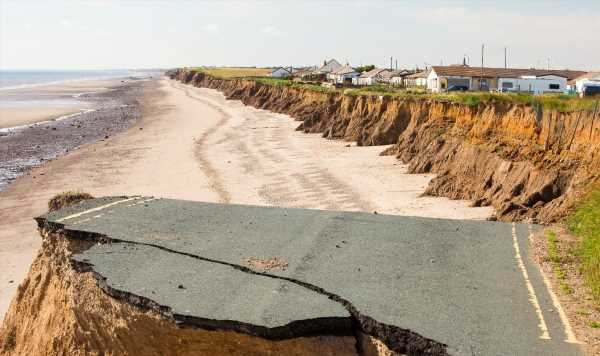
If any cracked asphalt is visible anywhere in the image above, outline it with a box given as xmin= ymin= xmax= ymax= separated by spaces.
xmin=40 ymin=196 xmax=584 ymax=355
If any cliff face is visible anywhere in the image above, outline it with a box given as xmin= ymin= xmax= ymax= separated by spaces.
xmin=0 ymin=230 xmax=359 ymax=356
xmin=169 ymin=69 xmax=600 ymax=223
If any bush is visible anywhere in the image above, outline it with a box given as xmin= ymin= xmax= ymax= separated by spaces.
xmin=48 ymin=191 xmax=94 ymax=212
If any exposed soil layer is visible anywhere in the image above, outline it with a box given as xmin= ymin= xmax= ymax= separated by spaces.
xmin=0 ymin=219 xmax=445 ymax=355
xmin=169 ymin=69 xmax=600 ymax=223
xmin=0 ymin=230 xmax=358 ymax=356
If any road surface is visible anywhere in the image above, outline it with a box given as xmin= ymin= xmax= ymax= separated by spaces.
xmin=0 ymin=79 xmax=490 ymax=319
xmin=39 ymin=196 xmax=582 ymax=355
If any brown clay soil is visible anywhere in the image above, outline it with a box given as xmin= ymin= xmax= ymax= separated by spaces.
xmin=169 ymin=69 xmax=600 ymax=224
xmin=0 ymin=231 xmax=358 ymax=356
xmin=1 ymin=76 xmax=478 ymax=355
xmin=3 ymin=68 xmax=599 ymax=354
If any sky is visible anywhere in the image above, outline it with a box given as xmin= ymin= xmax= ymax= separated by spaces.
xmin=1 ymin=0 xmax=599 ymax=71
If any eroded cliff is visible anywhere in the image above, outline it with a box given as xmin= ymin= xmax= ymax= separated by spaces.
xmin=169 ymin=69 xmax=600 ymax=223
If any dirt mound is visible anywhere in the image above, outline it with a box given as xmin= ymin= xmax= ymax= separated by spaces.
xmin=169 ymin=69 xmax=600 ymax=223
xmin=0 ymin=230 xmax=359 ymax=356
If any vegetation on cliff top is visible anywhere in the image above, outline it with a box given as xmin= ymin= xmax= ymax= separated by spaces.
xmin=189 ymin=68 xmax=598 ymax=112
xmin=48 ymin=191 xmax=94 ymax=212
xmin=568 ymin=185 xmax=600 ymax=305
xmin=196 ymin=67 xmax=271 ymax=78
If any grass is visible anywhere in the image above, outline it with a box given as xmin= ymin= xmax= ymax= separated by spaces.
xmin=191 ymin=67 xmax=597 ymax=112
xmin=353 ymin=90 xmax=597 ymax=112
xmin=195 ymin=67 xmax=271 ymax=78
xmin=546 ymin=230 xmax=573 ymax=294
xmin=48 ymin=191 xmax=94 ymax=212
xmin=250 ymin=77 xmax=332 ymax=93
xmin=568 ymin=185 xmax=600 ymax=305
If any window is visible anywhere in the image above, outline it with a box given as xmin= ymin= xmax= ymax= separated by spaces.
xmin=502 ymin=82 xmax=513 ymax=89
xmin=549 ymin=84 xmax=560 ymax=90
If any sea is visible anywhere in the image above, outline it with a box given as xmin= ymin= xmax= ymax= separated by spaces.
xmin=0 ymin=69 xmax=134 ymax=90
xmin=0 ymin=69 xmax=151 ymax=191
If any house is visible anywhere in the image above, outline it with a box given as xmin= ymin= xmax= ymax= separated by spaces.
xmin=571 ymin=71 xmax=600 ymax=97
xmin=404 ymin=70 xmax=429 ymax=88
xmin=317 ymin=59 xmax=342 ymax=74
xmin=328 ymin=65 xmax=360 ymax=84
xmin=426 ymin=65 xmax=586 ymax=93
xmin=379 ymin=69 xmax=413 ymax=85
xmin=293 ymin=66 xmax=317 ymax=80
xmin=353 ymin=68 xmax=391 ymax=86
xmin=300 ymin=59 xmax=343 ymax=81
xmin=270 ymin=67 xmax=293 ymax=78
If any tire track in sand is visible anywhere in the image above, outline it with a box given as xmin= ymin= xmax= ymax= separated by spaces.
xmin=170 ymin=81 xmax=231 ymax=203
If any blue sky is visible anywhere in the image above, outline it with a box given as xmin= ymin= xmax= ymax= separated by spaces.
xmin=1 ymin=0 xmax=599 ymax=70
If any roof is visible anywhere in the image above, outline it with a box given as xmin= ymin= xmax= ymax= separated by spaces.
xmin=331 ymin=65 xmax=358 ymax=75
xmin=271 ymin=67 xmax=292 ymax=74
xmin=359 ymin=68 xmax=388 ymax=78
xmin=379 ymin=69 xmax=413 ymax=79
xmin=431 ymin=65 xmax=586 ymax=81
xmin=316 ymin=59 xmax=342 ymax=73
xmin=574 ymin=71 xmax=600 ymax=81
xmin=405 ymin=70 xmax=429 ymax=79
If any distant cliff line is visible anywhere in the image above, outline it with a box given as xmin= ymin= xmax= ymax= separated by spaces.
xmin=168 ymin=68 xmax=600 ymax=223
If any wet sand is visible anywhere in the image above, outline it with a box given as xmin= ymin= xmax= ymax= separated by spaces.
xmin=0 ymin=80 xmax=144 ymax=191
xmin=0 ymin=78 xmax=130 ymax=126
xmin=0 ymin=78 xmax=491 ymax=321
xmin=0 ymin=107 xmax=83 ymax=129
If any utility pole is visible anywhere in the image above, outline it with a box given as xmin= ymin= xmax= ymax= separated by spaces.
xmin=480 ymin=44 xmax=485 ymax=90
xmin=504 ymin=47 xmax=507 ymax=68
xmin=547 ymin=57 xmax=551 ymax=70
xmin=395 ymin=59 xmax=398 ymax=70
xmin=390 ymin=57 xmax=393 ymax=71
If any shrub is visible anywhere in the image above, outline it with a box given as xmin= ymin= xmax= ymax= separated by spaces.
xmin=48 ymin=191 xmax=94 ymax=212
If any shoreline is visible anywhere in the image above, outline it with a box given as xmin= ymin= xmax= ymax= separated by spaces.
xmin=0 ymin=78 xmax=492 ymax=321
xmin=0 ymin=107 xmax=86 ymax=130
xmin=0 ymin=78 xmax=149 ymax=192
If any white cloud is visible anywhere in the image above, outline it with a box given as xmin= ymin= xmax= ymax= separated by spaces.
xmin=59 ymin=19 xmax=73 ymax=28
xmin=202 ymin=23 xmax=220 ymax=34
xmin=260 ymin=25 xmax=285 ymax=37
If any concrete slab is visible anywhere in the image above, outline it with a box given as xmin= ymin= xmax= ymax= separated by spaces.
xmin=39 ymin=196 xmax=583 ymax=355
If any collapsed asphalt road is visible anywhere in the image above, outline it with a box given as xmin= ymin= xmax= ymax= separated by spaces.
xmin=37 ymin=196 xmax=582 ymax=355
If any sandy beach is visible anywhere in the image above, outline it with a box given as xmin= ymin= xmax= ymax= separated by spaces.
xmin=0 ymin=107 xmax=83 ymax=129
xmin=0 ymin=78 xmax=491 ymax=321
xmin=0 ymin=78 xmax=136 ymax=129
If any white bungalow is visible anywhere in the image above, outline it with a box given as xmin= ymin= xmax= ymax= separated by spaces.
xmin=571 ymin=72 xmax=600 ymax=97
xmin=426 ymin=65 xmax=585 ymax=93
xmin=353 ymin=68 xmax=390 ymax=86
xmin=328 ymin=65 xmax=360 ymax=84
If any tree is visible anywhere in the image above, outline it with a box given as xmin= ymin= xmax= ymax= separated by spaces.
xmin=353 ymin=65 xmax=375 ymax=73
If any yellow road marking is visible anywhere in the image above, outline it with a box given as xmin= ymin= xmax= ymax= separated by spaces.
xmin=512 ymin=223 xmax=551 ymax=340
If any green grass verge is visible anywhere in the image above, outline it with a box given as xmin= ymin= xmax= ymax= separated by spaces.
xmin=568 ymin=186 xmax=600 ymax=305
xmin=546 ymin=230 xmax=573 ymax=294
xmin=191 ymin=68 xmax=598 ymax=112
